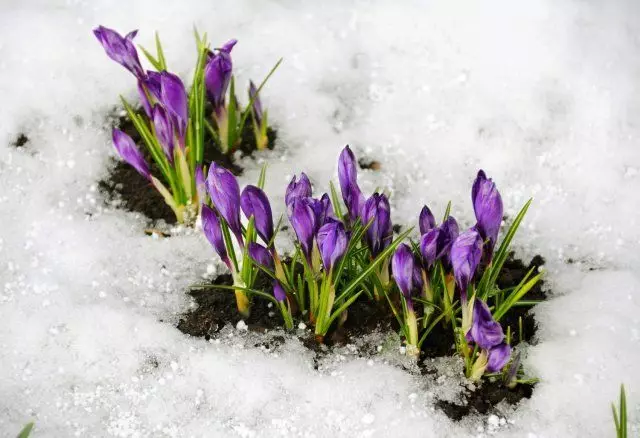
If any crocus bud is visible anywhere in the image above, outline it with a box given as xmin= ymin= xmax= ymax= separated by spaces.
xmin=201 ymin=205 xmax=229 ymax=268
xmin=285 ymin=173 xmax=312 ymax=206
xmin=308 ymin=194 xmax=335 ymax=232
xmin=240 ymin=185 xmax=274 ymax=245
xmin=152 ymin=105 xmax=175 ymax=162
xmin=273 ymin=280 xmax=286 ymax=302
xmin=248 ymin=81 xmax=263 ymax=126
xmin=472 ymin=170 xmax=503 ymax=253
xmin=195 ymin=166 xmax=206 ymax=203
xmin=419 ymin=205 xmax=436 ymax=235
xmin=468 ymin=298 xmax=504 ymax=349
xmin=450 ymin=228 xmax=483 ymax=299
xmin=159 ymin=72 xmax=188 ymax=141
xmin=361 ymin=193 xmax=392 ymax=258
xmin=248 ymin=242 xmax=274 ymax=269
xmin=206 ymin=163 xmax=243 ymax=242
xmin=392 ymin=244 xmax=415 ymax=302
xmin=316 ymin=221 xmax=348 ymax=271
xmin=487 ymin=343 xmax=511 ymax=372
xmin=93 ymin=26 xmax=145 ymax=79
xmin=288 ymin=198 xmax=316 ymax=261
xmin=420 ymin=216 xmax=459 ymax=268
xmin=338 ymin=146 xmax=364 ymax=221
xmin=112 ymin=128 xmax=150 ymax=179
xmin=204 ymin=39 xmax=237 ymax=112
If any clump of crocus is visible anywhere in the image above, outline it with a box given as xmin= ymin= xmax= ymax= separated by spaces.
xmin=94 ymin=26 xmax=280 ymax=224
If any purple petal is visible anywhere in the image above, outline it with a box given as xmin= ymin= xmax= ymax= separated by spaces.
xmin=316 ymin=221 xmax=348 ymax=271
xmin=419 ymin=205 xmax=436 ymax=235
xmin=201 ymin=204 xmax=228 ymax=265
xmin=487 ymin=343 xmax=511 ymax=372
xmin=450 ymin=229 xmax=483 ymax=297
xmin=285 ymin=173 xmax=312 ymax=206
xmin=152 ymin=104 xmax=175 ymax=162
xmin=248 ymin=242 xmax=274 ymax=269
xmin=138 ymin=80 xmax=152 ymax=118
xmin=420 ymin=228 xmax=440 ymax=268
xmin=288 ymin=198 xmax=316 ymax=261
xmin=248 ymin=80 xmax=263 ymax=126
xmin=159 ymin=72 xmax=188 ymax=140
xmin=204 ymin=43 xmax=234 ymax=111
xmin=93 ymin=26 xmax=144 ymax=79
xmin=306 ymin=194 xmax=336 ymax=233
xmin=273 ymin=280 xmax=286 ymax=302
xmin=392 ymin=243 xmax=415 ymax=299
xmin=240 ymin=185 xmax=274 ymax=245
xmin=469 ymin=299 xmax=505 ymax=350
xmin=112 ymin=128 xmax=150 ymax=179
xmin=220 ymin=39 xmax=238 ymax=53
xmin=361 ymin=193 xmax=392 ymax=257
xmin=338 ymin=146 xmax=364 ymax=221
xmin=206 ymin=163 xmax=242 ymax=240
xmin=472 ymin=170 xmax=503 ymax=252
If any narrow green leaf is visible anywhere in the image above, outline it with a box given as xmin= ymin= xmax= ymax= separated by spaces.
xmin=155 ymin=32 xmax=167 ymax=70
xmin=329 ymin=181 xmax=345 ymax=220
xmin=257 ymin=163 xmax=268 ymax=189
xmin=17 ymin=422 xmax=34 ymax=438
xmin=326 ymin=290 xmax=364 ymax=329
xmin=238 ymin=58 xmax=283 ymax=135
xmin=620 ymin=384 xmax=627 ymax=438
xmin=227 ymin=77 xmax=238 ymax=151
xmin=494 ymin=271 xmax=543 ymax=321
xmin=443 ymin=201 xmax=452 ymax=221
xmin=138 ymin=45 xmax=162 ymax=70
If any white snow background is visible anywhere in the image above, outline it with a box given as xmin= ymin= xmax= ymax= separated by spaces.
xmin=1 ymin=0 xmax=640 ymax=436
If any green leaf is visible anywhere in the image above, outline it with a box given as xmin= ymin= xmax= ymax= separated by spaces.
xmin=494 ymin=270 xmax=543 ymax=321
xmin=418 ymin=309 xmax=448 ymax=348
xmin=155 ymin=32 xmax=167 ymax=70
xmin=329 ymin=181 xmax=345 ymax=221
xmin=620 ymin=384 xmax=627 ymax=438
xmin=257 ymin=163 xmax=268 ymax=189
xmin=443 ymin=201 xmax=452 ymax=221
xmin=17 ymin=422 xmax=34 ymax=438
xmin=326 ymin=290 xmax=364 ymax=329
xmin=138 ymin=45 xmax=162 ymax=70
xmin=198 ymin=283 xmax=278 ymax=305
xmin=227 ymin=76 xmax=238 ymax=150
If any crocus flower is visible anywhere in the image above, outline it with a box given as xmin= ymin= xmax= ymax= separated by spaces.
xmin=201 ymin=205 xmax=230 ymax=268
xmin=420 ymin=216 xmax=459 ymax=268
xmin=248 ymin=242 xmax=274 ymax=269
xmin=288 ymin=198 xmax=316 ymax=261
xmin=468 ymin=298 xmax=504 ymax=349
xmin=240 ymin=185 xmax=274 ymax=245
xmin=487 ymin=343 xmax=511 ymax=373
xmin=112 ymin=128 xmax=150 ymax=179
xmin=392 ymin=244 xmax=415 ymax=303
xmin=419 ymin=205 xmax=436 ymax=235
xmin=308 ymin=194 xmax=335 ymax=232
xmin=248 ymin=81 xmax=263 ymax=126
xmin=316 ymin=221 xmax=348 ymax=271
xmin=361 ymin=193 xmax=392 ymax=258
xmin=285 ymin=173 xmax=312 ymax=206
xmin=204 ymin=39 xmax=237 ymax=112
xmin=93 ymin=26 xmax=145 ymax=79
xmin=273 ymin=280 xmax=287 ymax=302
xmin=206 ymin=163 xmax=243 ymax=242
xmin=450 ymin=228 xmax=483 ymax=300
xmin=472 ymin=170 xmax=503 ymax=254
xmin=338 ymin=146 xmax=364 ymax=221
xmin=195 ymin=166 xmax=206 ymax=203
xmin=152 ymin=105 xmax=174 ymax=162
xmin=159 ymin=72 xmax=188 ymax=141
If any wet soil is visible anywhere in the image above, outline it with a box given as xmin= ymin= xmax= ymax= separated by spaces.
xmin=177 ymin=253 xmax=546 ymax=420
xmin=98 ymin=106 xmax=277 ymax=224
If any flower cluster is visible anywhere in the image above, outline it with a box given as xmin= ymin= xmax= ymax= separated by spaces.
xmin=94 ymin=26 xmax=280 ymax=224
xmin=200 ymin=145 xmax=542 ymax=383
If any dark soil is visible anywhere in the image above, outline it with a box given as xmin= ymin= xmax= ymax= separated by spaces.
xmin=98 ymin=105 xmax=277 ymax=224
xmin=177 ymin=253 xmax=546 ymax=420
xmin=11 ymin=133 xmax=28 ymax=148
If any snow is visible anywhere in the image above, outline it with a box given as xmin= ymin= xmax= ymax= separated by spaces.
xmin=1 ymin=0 xmax=640 ymax=436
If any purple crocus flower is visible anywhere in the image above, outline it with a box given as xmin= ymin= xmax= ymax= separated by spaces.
xmin=152 ymin=105 xmax=175 ymax=162
xmin=487 ymin=343 xmax=511 ymax=372
xmin=468 ymin=299 xmax=504 ymax=349
xmin=361 ymin=193 xmax=392 ymax=258
xmin=419 ymin=205 xmax=436 ymax=235
xmin=472 ymin=170 xmax=503 ymax=253
xmin=316 ymin=221 xmax=348 ymax=271
xmin=420 ymin=216 xmax=459 ymax=268
xmin=392 ymin=243 xmax=415 ymax=304
xmin=248 ymin=242 xmax=274 ymax=269
xmin=288 ymin=198 xmax=316 ymax=261
xmin=240 ymin=185 xmax=274 ymax=245
xmin=338 ymin=146 xmax=365 ymax=221
xmin=93 ymin=26 xmax=145 ymax=79
xmin=273 ymin=280 xmax=286 ymax=302
xmin=195 ymin=166 xmax=206 ymax=203
xmin=206 ymin=163 xmax=243 ymax=243
xmin=450 ymin=228 xmax=483 ymax=300
xmin=112 ymin=128 xmax=150 ymax=179
xmin=308 ymin=194 xmax=335 ymax=232
xmin=201 ymin=204 xmax=230 ymax=268
xmin=248 ymin=81 xmax=263 ymax=126
xmin=285 ymin=173 xmax=312 ymax=206
xmin=159 ymin=72 xmax=188 ymax=141
xmin=204 ymin=39 xmax=237 ymax=112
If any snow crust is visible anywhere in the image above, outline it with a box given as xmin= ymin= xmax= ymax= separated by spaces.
xmin=1 ymin=0 xmax=640 ymax=436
